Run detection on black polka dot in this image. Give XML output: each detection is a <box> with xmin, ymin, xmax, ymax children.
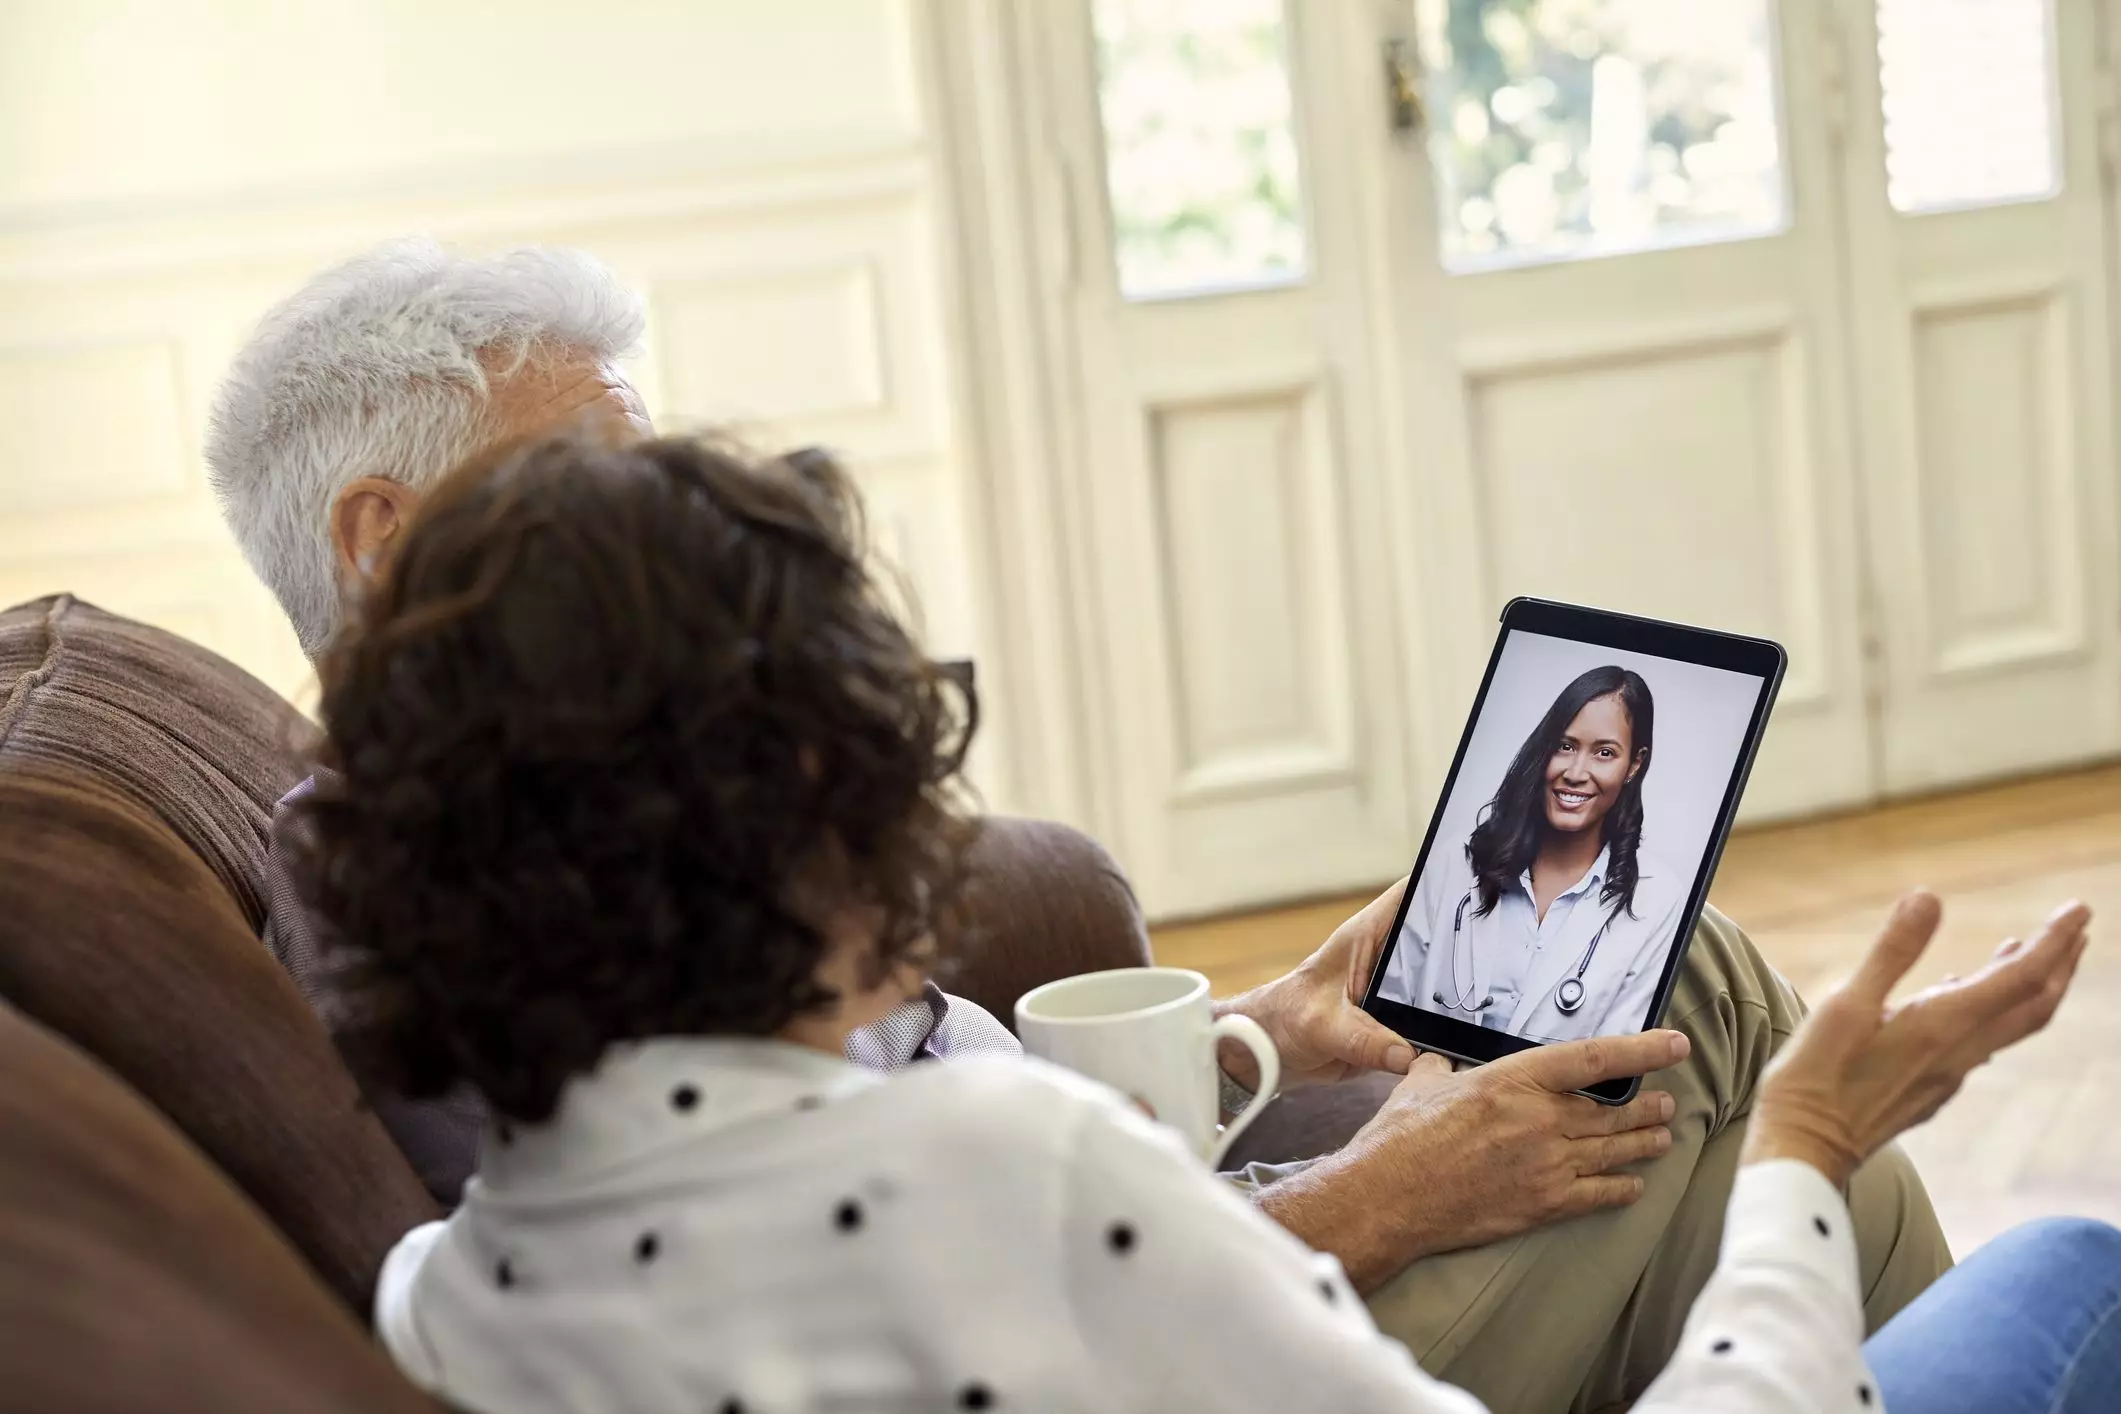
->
<box><xmin>835</xmin><ymin>1199</ymin><xmax>865</xmax><ymax>1232</ymax></box>
<box><xmin>718</xmin><ymin>1400</ymin><xmax>745</xmax><ymax>1414</ymax></box>
<box><xmin>670</xmin><ymin>1083</ymin><xmax>700</xmax><ymax>1113</ymax></box>
<box><xmin>1814</xmin><ymin>1215</ymin><xmax>1831</xmax><ymax>1238</ymax></box>
<box><xmin>958</xmin><ymin>1383</ymin><xmax>994</xmax><ymax>1409</ymax></box>
<box><xmin>1858</xmin><ymin>1385</ymin><xmax>1873</xmax><ymax>1406</ymax></box>
<box><xmin>1318</xmin><ymin>1279</ymin><xmax>1337</xmax><ymax>1304</ymax></box>
<box><xmin>495</xmin><ymin>1257</ymin><xmax>515</xmax><ymax>1290</ymax></box>
<box><xmin>1711</xmin><ymin>1338</ymin><xmax>1733</xmax><ymax>1355</ymax></box>
<box><xmin>1107</xmin><ymin>1222</ymin><xmax>1136</xmax><ymax>1255</ymax></box>
<box><xmin>797</xmin><ymin>1095</ymin><xmax>825</xmax><ymax>1111</ymax></box>
<box><xmin>495</xmin><ymin>1120</ymin><xmax>514</xmax><ymax>1146</ymax></box>
<box><xmin>634</xmin><ymin>1231</ymin><xmax>659</xmax><ymax>1263</ymax></box>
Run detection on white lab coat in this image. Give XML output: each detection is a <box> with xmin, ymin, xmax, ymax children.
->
<box><xmin>1380</xmin><ymin>841</ymin><xmax>1687</xmax><ymax>1042</ymax></box>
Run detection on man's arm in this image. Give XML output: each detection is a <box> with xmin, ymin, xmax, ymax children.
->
<box><xmin>1211</xmin><ymin>881</ymin><xmax>1679</xmax><ymax>1292</ymax></box>
<box><xmin>1247</xmin><ymin>1037</ymin><xmax>1680</xmax><ymax>1292</ymax></box>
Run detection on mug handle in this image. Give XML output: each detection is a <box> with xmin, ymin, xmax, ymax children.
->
<box><xmin>1205</xmin><ymin>1013</ymin><xmax>1281</xmax><ymax>1168</ymax></box>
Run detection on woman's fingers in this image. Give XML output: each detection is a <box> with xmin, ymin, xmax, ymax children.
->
<box><xmin>1940</xmin><ymin>900</ymin><xmax>2089</xmax><ymax>1048</ymax></box>
<box><xmin>1839</xmin><ymin>890</ymin><xmax>1945</xmax><ymax>1011</ymax></box>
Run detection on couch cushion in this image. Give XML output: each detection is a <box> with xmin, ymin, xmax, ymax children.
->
<box><xmin>0</xmin><ymin>595</ymin><xmax>312</xmax><ymax>931</ymax></box>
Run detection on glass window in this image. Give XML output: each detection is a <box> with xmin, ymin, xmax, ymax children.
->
<box><xmin>1092</xmin><ymin>0</ymin><xmax>1309</xmax><ymax>301</ymax></box>
<box><xmin>1415</xmin><ymin>0</ymin><xmax>1785</xmax><ymax>269</ymax></box>
<box><xmin>1876</xmin><ymin>0</ymin><xmax>2059</xmax><ymax>214</ymax></box>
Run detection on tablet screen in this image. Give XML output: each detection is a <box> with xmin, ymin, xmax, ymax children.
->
<box><xmin>1373</xmin><ymin>627</ymin><xmax>1771</xmax><ymax>1045</ymax></box>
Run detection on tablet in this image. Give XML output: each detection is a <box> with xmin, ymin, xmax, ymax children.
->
<box><xmin>1361</xmin><ymin>598</ymin><xmax>1785</xmax><ymax>1103</ymax></box>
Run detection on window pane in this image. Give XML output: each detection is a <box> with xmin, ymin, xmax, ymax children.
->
<box><xmin>1877</xmin><ymin>0</ymin><xmax>2059</xmax><ymax>214</ymax></box>
<box><xmin>1092</xmin><ymin>0</ymin><xmax>1309</xmax><ymax>301</ymax></box>
<box><xmin>1415</xmin><ymin>0</ymin><xmax>1785</xmax><ymax>269</ymax></box>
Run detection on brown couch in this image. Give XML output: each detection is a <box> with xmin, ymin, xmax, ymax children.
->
<box><xmin>0</xmin><ymin>593</ymin><xmax>1370</xmax><ymax>1411</ymax></box>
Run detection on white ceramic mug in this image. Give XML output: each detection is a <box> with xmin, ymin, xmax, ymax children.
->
<box><xmin>1015</xmin><ymin>967</ymin><xmax>1280</xmax><ymax>1167</ymax></box>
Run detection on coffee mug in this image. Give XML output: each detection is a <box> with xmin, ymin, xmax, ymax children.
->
<box><xmin>1015</xmin><ymin>967</ymin><xmax>1280</xmax><ymax>1166</ymax></box>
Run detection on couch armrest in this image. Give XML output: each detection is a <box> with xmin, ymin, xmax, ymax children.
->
<box><xmin>0</xmin><ymin>775</ymin><xmax>439</xmax><ymax>1314</ymax></box>
<box><xmin>0</xmin><ymin>997</ymin><xmax>441</xmax><ymax>1414</ymax></box>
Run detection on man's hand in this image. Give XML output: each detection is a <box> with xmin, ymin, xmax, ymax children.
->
<box><xmin>1746</xmin><ymin>890</ymin><xmax>2090</xmax><ymax>1188</ymax></box>
<box><xmin>1214</xmin><ymin>880</ymin><xmax>1418</xmax><ymax>1090</ymax></box>
<box><xmin>1255</xmin><ymin>1028</ymin><xmax>1686</xmax><ymax>1291</ymax></box>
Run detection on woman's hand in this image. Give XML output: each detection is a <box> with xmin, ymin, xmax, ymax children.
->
<box><xmin>1744</xmin><ymin>890</ymin><xmax>2091</xmax><ymax>1189</ymax></box>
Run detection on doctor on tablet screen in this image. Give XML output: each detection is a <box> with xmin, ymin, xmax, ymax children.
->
<box><xmin>1381</xmin><ymin>665</ymin><xmax>1687</xmax><ymax>1043</ymax></box>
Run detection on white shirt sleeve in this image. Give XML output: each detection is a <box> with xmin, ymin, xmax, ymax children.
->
<box><xmin>372</xmin><ymin>1219</ymin><xmax>451</xmax><ymax>1392</ymax></box>
<box><xmin>1061</xmin><ymin>1074</ymin><xmax>1877</xmax><ymax>1414</ymax></box>
<box><xmin>1633</xmin><ymin>1160</ymin><xmax>1880</xmax><ymax>1413</ymax></box>
<box><xmin>1058</xmin><ymin>1088</ymin><xmax>1487</xmax><ymax>1414</ymax></box>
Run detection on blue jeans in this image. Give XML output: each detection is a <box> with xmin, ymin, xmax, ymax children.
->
<box><xmin>1867</xmin><ymin>1218</ymin><xmax>2121</xmax><ymax>1413</ymax></box>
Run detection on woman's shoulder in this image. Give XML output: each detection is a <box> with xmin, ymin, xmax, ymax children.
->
<box><xmin>1626</xmin><ymin>849</ymin><xmax>1690</xmax><ymax>918</ymax></box>
<box><xmin>879</xmin><ymin>1053</ymin><xmax>1165</xmax><ymax>1160</ymax></box>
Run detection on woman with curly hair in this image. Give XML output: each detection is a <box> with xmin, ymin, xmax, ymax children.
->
<box><xmin>306</xmin><ymin>430</ymin><xmax>2114</xmax><ymax>1414</ymax></box>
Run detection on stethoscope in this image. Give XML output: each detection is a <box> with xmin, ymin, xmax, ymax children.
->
<box><xmin>1432</xmin><ymin>887</ymin><xmax>1611</xmax><ymax>1017</ymax></box>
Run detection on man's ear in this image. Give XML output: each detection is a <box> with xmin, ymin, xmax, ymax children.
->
<box><xmin>330</xmin><ymin>477</ymin><xmax>422</xmax><ymax>585</ymax></box>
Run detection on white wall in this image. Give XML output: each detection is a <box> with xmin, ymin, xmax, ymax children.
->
<box><xmin>0</xmin><ymin>0</ymin><xmax>1008</xmax><ymax>794</ymax></box>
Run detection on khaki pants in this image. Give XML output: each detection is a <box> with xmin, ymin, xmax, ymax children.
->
<box><xmin>1275</xmin><ymin>906</ymin><xmax>1953</xmax><ymax>1414</ymax></box>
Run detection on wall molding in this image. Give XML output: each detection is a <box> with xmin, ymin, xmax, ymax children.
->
<box><xmin>0</xmin><ymin>137</ymin><xmax>930</xmax><ymax>284</ymax></box>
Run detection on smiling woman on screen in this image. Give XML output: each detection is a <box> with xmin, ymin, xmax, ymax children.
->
<box><xmin>1383</xmin><ymin>666</ymin><xmax>1686</xmax><ymax>1042</ymax></box>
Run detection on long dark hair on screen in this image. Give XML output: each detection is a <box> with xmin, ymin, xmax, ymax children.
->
<box><xmin>1465</xmin><ymin>665</ymin><xmax>1654</xmax><ymax>921</ymax></box>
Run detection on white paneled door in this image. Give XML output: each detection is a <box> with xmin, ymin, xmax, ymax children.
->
<box><xmin>1837</xmin><ymin>0</ymin><xmax>2121</xmax><ymax>792</ymax></box>
<box><xmin>1394</xmin><ymin>0</ymin><xmax>1876</xmax><ymax>820</ymax></box>
<box><xmin>1013</xmin><ymin>0</ymin><xmax>1428</xmax><ymax>916</ymax></box>
<box><xmin>933</xmin><ymin>0</ymin><xmax>2121</xmax><ymax>919</ymax></box>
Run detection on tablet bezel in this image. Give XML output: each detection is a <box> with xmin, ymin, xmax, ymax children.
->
<box><xmin>1360</xmin><ymin>597</ymin><xmax>1787</xmax><ymax>1104</ymax></box>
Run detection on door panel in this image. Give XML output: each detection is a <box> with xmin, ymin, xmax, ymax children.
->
<box><xmin>1840</xmin><ymin>0</ymin><xmax>2121</xmax><ymax>791</ymax></box>
<box><xmin>1406</xmin><ymin>0</ymin><xmax>1875</xmax><ymax>819</ymax></box>
<box><xmin>1033</xmin><ymin>0</ymin><xmax>1420</xmax><ymax>916</ymax></box>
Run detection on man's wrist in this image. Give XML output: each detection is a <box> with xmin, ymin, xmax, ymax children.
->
<box><xmin>1251</xmin><ymin>1132</ymin><xmax>1442</xmax><ymax>1291</ymax></box>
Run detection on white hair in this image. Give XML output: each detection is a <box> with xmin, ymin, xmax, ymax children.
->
<box><xmin>205</xmin><ymin>237</ymin><xmax>646</xmax><ymax>655</ymax></box>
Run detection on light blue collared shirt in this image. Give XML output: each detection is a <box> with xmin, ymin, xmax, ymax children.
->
<box><xmin>1478</xmin><ymin>846</ymin><xmax>1611</xmax><ymax>1031</ymax></box>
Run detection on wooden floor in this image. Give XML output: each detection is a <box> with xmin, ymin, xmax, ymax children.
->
<box><xmin>1153</xmin><ymin>765</ymin><xmax>2121</xmax><ymax>1255</ymax></box>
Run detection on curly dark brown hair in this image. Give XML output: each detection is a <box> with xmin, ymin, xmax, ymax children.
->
<box><xmin>295</xmin><ymin>431</ymin><xmax>977</xmax><ymax>1122</ymax></box>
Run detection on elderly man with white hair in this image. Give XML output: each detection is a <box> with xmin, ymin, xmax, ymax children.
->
<box><xmin>205</xmin><ymin>239</ymin><xmax>1951</xmax><ymax>1414</ymax></box>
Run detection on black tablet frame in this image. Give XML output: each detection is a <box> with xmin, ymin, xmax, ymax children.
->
<box><xmin>1360</xmin><ymin>597</ymin><xmax>1786</xmax><ymax>1104</ymax></box>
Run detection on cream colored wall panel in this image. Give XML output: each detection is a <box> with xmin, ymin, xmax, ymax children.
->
<box><xmin>1471</xmin><ymin>330</ymin><xmax>1830</xmax><ymax>702</ymax></box>
<box><xmin>656</xmin><ymin>261</ymin><xmax>888</xmax><ymax>428</ymax></box>
<box><xmin>1909</xmin><ymin>286</ymin><xmax>2083</xmax><ymax>676</ymax></box>
<box><xmin>0</xmin><ymin>339</ymin><xmax>188</xmax><ymax>513</ymax></box>
<box><xmin>0</xmin><ymin>152</ymin><xmax>983</xmax><ymax>760</ymax></box>
<box><xmin>0</xmin><ymin>0</ymin><xmax>919</xmax><ymax>216</ymax></box>
<box><xmin>1147</xmin><ymin>381</ymin><xmax>1354</xmax><ymax>804</ymax></box>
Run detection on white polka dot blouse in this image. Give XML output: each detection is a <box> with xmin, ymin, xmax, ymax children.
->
<box><xmin>375</xmin><ymin>1038</ymin><xmax>1882</xmax><ymax>1413</ymax></box>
